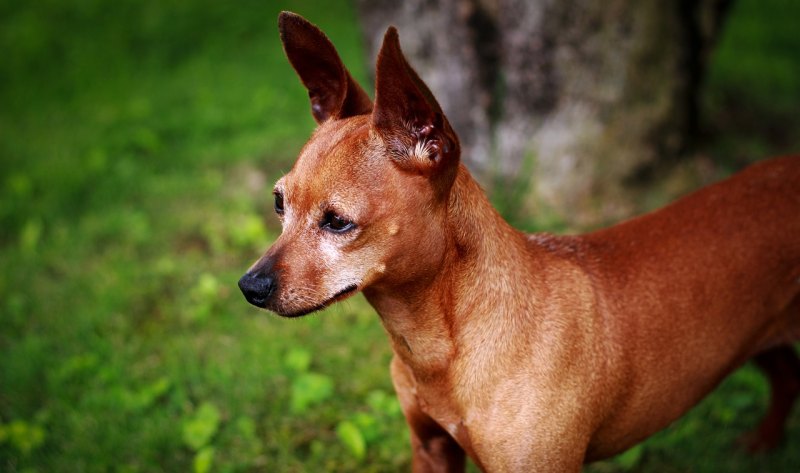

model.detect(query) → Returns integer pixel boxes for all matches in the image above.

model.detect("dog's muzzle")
[238,271,277,308]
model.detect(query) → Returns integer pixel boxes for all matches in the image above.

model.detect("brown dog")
[238,12,800,471]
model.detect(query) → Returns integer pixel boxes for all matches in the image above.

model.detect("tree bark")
[356,0,732,226]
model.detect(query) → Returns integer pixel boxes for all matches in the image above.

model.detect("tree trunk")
[356,0,732,226]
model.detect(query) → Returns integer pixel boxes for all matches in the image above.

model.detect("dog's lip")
[273,283,360,318]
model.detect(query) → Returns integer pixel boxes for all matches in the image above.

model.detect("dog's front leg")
[391,356,466,472]
[407,414,466,473]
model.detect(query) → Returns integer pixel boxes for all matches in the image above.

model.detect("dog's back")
[572,156,800,457]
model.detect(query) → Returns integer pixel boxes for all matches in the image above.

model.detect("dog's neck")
[364,164,538,382]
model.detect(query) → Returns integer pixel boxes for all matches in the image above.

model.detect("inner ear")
[372,27,459,170]
[391,108,457,173]
[410,124,448,164]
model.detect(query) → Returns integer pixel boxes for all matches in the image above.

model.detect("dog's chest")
[414,375,480,455]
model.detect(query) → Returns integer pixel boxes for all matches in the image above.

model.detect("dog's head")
[238,12,461,317]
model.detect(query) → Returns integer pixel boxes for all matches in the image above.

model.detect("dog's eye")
[321,211,355,233]
[274,192,284,215]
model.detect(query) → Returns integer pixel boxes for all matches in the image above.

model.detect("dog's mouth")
[275,283,360,318]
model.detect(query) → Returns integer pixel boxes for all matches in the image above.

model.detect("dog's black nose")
[238,271,277,308]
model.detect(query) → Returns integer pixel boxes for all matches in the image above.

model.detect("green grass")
[702,0,800,167]
[0,0,798,472]
[0,1,407,471]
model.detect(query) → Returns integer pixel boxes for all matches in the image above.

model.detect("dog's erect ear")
[279,12,372,123]
[372,27,460,176]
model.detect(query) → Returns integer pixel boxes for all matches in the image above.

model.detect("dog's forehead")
[284,116,385,203]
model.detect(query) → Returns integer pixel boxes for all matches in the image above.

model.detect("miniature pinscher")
[239,12,800,471]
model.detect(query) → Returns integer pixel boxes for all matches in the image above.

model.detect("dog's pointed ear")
[372,27,460,176]
[279,12,372,123]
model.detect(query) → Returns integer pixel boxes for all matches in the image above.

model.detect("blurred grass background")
[0,0,798,472]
